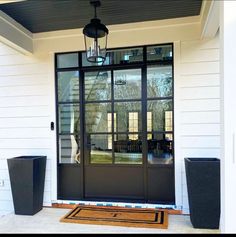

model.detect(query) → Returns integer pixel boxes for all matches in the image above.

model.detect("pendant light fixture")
[83,0,109,63]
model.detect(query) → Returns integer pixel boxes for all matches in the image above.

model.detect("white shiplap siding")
[0,42,54,212]
[179,35,220,214]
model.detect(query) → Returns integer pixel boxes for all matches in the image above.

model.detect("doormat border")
[60,204,168,229]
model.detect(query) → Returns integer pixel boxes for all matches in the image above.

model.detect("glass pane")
[85,103,111,133]
[59,135,80,164]
[108,47,143,64]
[147,100,173,132]
[147,66,172,98]
[114,134,142,164]
[114,102,142,133]
[58,104,80,134]
[147,111,152,133]
[88,134,112,164]
[114,69,141,100]
[147,133,173,165]
[57,53,79,68]
[147,45,172,61]
[82,52,105,67]
[85,71,111,101]
[82,47,143,66]
[57,71,79,102]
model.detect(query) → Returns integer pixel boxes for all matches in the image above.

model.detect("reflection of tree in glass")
[148,100,172,131]
[115,102,141,133]
[147,65,172,98]
[114,72,141,100]
[147,73,172,98]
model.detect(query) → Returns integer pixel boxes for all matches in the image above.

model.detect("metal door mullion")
[111,69,115,164]
[142,46,148,202]
[80,69,85,198]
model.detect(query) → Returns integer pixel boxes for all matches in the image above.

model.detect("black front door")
[83,68,145,201]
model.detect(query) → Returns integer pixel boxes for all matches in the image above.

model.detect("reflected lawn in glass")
[90,150,112,164]
[89,151,142,164]
[115,153,142,164]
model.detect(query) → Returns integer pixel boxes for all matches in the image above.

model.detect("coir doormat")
[60,205,168,229]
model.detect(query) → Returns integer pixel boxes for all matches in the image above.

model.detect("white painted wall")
[220,0,236,233]
[0,18,220,214]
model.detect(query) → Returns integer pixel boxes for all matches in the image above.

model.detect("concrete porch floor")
[0,207,220,234]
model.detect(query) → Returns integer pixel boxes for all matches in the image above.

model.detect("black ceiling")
[0,0,203,33]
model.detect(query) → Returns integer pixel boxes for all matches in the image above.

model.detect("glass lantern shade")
[83,18,108,63]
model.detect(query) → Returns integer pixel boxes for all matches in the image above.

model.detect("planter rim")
[8,156,46,160]
[185,157,220,162]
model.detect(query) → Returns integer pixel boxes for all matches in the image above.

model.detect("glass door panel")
[114,102,142,133]
[84,71,111,101]
[147,133,173,165]
[147,66,172,98]
[84,70,112,165]
[58,104,80,134]
[89,134,113,164]
[57,71,79,102]
[85,103,112,133]
[147,100,173,132]
[57,70,80,165]
[114,134,142,164]
[114,69,142,100]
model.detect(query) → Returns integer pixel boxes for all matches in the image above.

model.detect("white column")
[220,0,236,233]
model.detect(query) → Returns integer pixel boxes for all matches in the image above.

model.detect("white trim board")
[0,10,33,55]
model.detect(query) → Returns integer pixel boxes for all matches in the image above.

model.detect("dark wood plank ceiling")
[0,0,203,33]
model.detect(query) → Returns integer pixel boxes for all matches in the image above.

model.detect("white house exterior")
[0,0,235,233]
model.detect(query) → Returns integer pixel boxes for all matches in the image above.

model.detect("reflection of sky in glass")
[115,69,140,82]
[74,71,79,77]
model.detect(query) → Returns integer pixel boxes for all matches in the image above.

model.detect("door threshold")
[51,200,182,214]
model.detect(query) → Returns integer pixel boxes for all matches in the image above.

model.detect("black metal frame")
[55,43,175,203]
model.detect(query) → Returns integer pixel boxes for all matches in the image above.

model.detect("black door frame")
[55,43,175,204]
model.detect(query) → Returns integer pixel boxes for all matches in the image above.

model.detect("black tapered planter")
[184,157,220,229]
[7,156,46,215]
